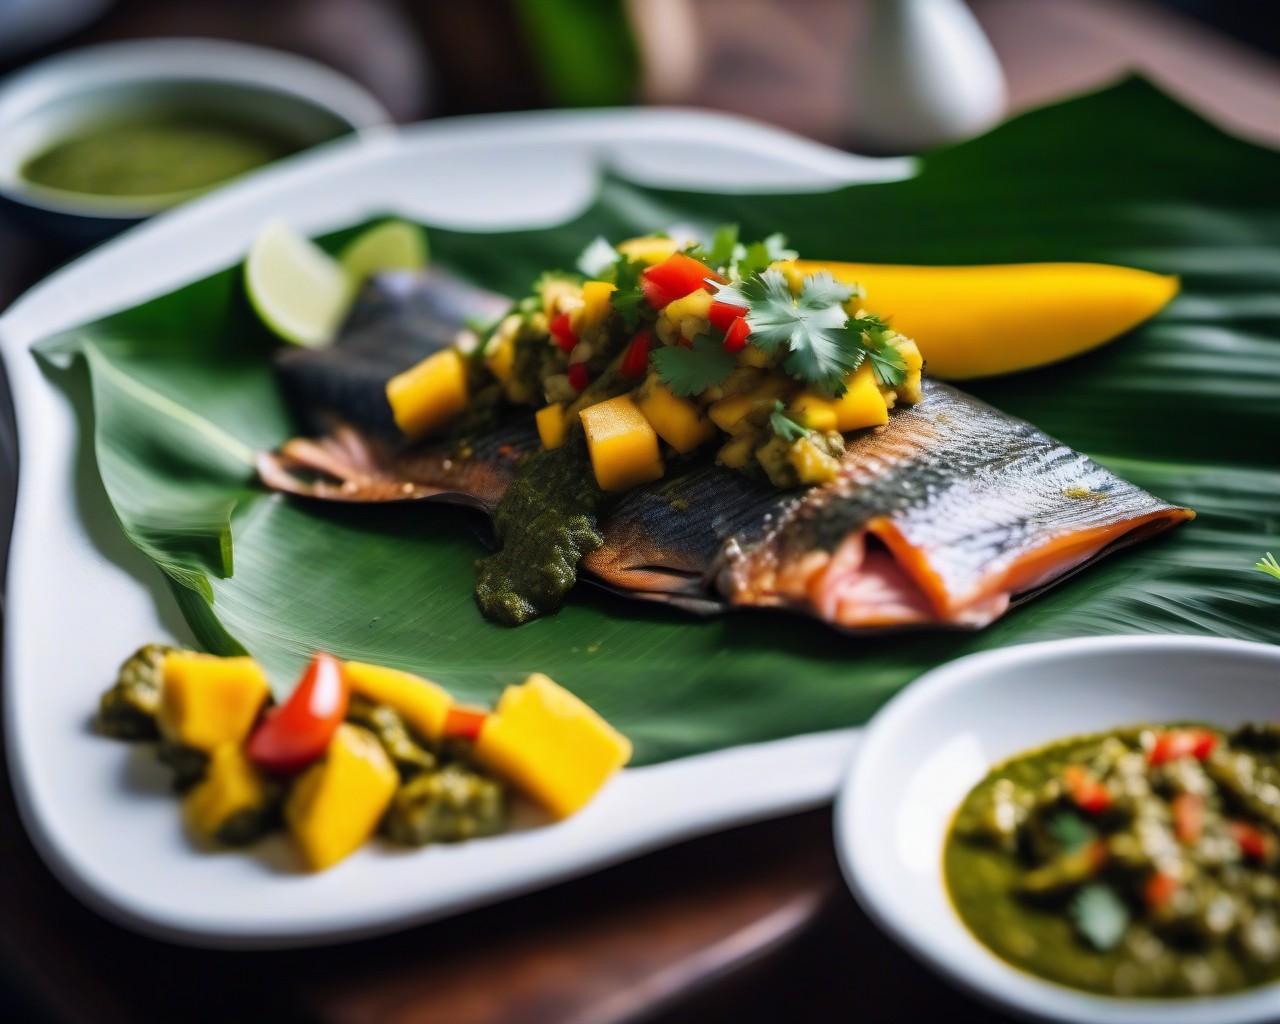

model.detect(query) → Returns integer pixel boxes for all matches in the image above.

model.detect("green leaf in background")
[513,0,639,107]
[35,80,1280,766]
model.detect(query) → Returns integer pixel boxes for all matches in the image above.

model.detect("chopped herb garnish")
[769,401,811,443]
[704,223,740,270]
[650,332,735,397]
[1070,883,1130,952]
[1047,812,1097,855]
[862,330,909,388]
[608,256,648,332]
[1258,552,1280,581]
[577,236,619,277]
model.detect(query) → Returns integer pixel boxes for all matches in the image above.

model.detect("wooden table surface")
[1,2,1277,1022]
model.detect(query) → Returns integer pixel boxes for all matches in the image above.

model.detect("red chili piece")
[567,363,590,392]
[620,329,652,379]
[550,312,577,353]
[1230,820,1272,861]
[708,299,748,332]
[1144,872,1179,910]
[443,706,489,743]
[1063,764,1111,814]
[640,253,724,309]
[1149,728,1218,766]
[246,652,348,774]
[723,316,751,353]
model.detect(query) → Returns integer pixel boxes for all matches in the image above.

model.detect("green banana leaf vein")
[35,79,1280,766]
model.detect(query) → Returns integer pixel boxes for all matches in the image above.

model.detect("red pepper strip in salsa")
[708,299,748,331]
[567,364,589,392]
[723,316,751,353]
[443,706,489,742]
[1149,728,1217,766]
[247,652,348,773]
[550,312,577,353]
[1063,763,1111,814]
[620,329,651,379]
[639,253,724,309]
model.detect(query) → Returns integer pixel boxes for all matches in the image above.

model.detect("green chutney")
[22,116,298,200]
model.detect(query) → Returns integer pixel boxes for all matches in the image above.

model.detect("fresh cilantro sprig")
[605,256,648,332]
[1258,552,1280,581]
[769,401,811,443]
[649,333,735,397]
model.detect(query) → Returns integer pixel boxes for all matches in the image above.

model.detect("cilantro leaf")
[705,223,740,270]
[1070,884,1130,952]
[651,333,735,397]
[577,236,619,277]
[1258,552,1280,581]
[608,256,648,332]
[1047,812,1097,855]
[769,401,811,443]
[864,336,908,388]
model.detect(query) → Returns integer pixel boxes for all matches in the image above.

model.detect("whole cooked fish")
[259,272,1193,631]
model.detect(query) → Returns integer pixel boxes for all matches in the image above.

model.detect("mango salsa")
[285,723,398,871]
[832,363,890,432]
[158,652,270,753]
[342,661,453,744]
[475,674,632,819]
[578,281,616,329]
[580,394,663,492]
[386,348,469,439]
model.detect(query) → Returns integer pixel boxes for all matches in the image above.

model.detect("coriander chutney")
[22,115,298,201]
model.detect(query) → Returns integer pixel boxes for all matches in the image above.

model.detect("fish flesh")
[259,272,1194,631]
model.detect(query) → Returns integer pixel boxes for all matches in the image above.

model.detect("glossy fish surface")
[259,275,1194,632]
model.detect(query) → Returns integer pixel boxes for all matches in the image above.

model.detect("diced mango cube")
[717,434,755,469]
[579,281,616,329]
[386,348,469,439]
[285,723,398,871]
[474,674,631,819]
[894,337,924,404]
[342,661,454,744]
[536,403,568,450]
[616,235,679,265]
[580,395,663,492]
[788,391,840,432]
[183,743,276,845]
[637,379,716,454]
[833,363,889,432]
[791,437,841,485]
[158,652,270,753]
[483,317,519,383]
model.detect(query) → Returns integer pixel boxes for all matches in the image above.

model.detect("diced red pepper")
[708,299,748,332]
[1149,728,1218,766]
[443,706,489,743]
[567,363,590,392]
[246,652,348,774]
[620,329,652,379]
[1063,763,1111,814]
[1230,820,1273,861]
[550,312,577,353]
[723,316,751,354]
[1144,872,1179,911]
[1173,792,1204,845]
[640,253,724,309]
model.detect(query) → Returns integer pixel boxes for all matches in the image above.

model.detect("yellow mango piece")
[637,379,716,454]
[717,434,755,470]
[285,723,398,871]
[475,674,631,819]
[183,743,274,843]
[158,652,270,753]
[483,320,518,383]
[794,260,1179,380]
[616,235,679,265]
[790,437,841,485]
[788,392,839,432]
[580,394,664,492]
[342,661,454,744]
[833,363,890,431]
[386,348,469,439]
[579,281,616,329]
[536,403,568,450]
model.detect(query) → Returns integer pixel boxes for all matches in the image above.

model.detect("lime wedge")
[244,220,349,347]
[339,219,428,284]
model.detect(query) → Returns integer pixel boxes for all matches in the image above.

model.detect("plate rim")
[1,106,910,947]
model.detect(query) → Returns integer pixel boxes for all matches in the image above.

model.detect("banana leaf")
[35,79,1280,765]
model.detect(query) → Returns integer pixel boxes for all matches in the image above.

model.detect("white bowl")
[0,38,390,243]
[837,635,1280,1024]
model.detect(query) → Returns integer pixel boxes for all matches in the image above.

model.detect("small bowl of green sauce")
[0,38,390,246]
[836,635,1280,1024]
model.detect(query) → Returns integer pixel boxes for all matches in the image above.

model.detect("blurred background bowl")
[0,37,390,248]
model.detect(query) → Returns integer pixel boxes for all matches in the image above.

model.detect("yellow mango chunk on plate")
[183,742,275,844]
[580,394,663,492]
[536,403,568,450]
[285,723,398,871]
[475,674,632,819]
[386,348,469,439]
[637,379,716,454]
[794,260,1178,380]
[342,661,454,744]
[158,652,270,753]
